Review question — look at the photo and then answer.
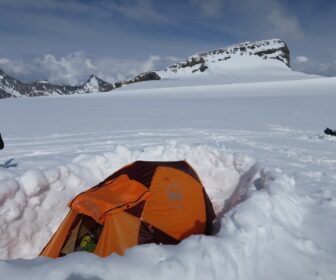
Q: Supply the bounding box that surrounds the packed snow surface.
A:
[0,74,336,280]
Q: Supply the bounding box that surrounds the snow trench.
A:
[0,142,319,280]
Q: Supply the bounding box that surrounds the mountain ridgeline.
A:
[0,70,160,99]
[0,39,289,99]
[162,39,289,75]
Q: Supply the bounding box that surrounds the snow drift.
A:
[0,143,256,260]
[1,142,331,279]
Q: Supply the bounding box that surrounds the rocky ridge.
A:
[162,39,289,75]
[0,70,160,99]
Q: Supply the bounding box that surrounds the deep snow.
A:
[0,70,335,279]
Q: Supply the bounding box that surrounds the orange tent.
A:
[40,161,215,258]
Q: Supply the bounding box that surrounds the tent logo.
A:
[166,182,183,209]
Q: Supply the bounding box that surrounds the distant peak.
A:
[85,75,109,86]
[87,75,98,81]
[161,38,290,76]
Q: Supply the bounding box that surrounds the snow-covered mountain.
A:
[159,38,290,77]
[0,39,296,99]
[0,69,116,99]
[82,75,115,93]
[0,69,161,99]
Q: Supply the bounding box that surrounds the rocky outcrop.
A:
[127,71,161,83]
[114,71,161,88]
[0,88,12,99]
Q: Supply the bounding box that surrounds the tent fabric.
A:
[141,167,206,240]
[40,160,215,258]
[70,174,150,223]
[95,211,141,256]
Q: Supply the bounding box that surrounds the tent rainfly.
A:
[40,161,216,258]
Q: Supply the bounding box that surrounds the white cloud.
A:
[142,55,161,72]
[292,56,336,77]
[0,58,11,64]
[295,56,309,63]
[32,52,96,85]
[0,52,179,85]
[0,57,28,76]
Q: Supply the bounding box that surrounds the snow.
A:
[83,76,100,93]
[0,69,336,279]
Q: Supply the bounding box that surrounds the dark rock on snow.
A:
[324,128,336,136]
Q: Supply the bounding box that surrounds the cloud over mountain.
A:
[292,56,336,77]
[0,52,178,85]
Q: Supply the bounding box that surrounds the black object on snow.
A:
[0,133,4,149]
[324,128,336,136]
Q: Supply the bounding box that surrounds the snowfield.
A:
[0,72,336,279]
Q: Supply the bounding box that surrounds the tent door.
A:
[60,215,103,256]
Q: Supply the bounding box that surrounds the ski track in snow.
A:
[0,126,335,279]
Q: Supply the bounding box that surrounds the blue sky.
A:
[0,0,335,84]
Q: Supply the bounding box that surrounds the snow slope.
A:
[0,75,336,279]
